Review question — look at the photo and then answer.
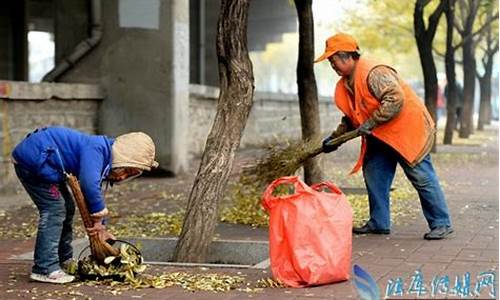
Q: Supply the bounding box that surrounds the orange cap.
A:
[314,33,359,63]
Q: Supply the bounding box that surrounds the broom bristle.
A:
[90,236,120,263]
[241,130,360,188]
[241,138,322,188]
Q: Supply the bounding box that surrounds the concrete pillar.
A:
[0,2,14,79]
[165,0,190,173]
[58,0,189,174]
[12,0,28,81]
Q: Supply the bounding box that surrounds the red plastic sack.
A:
[262,176,353,287]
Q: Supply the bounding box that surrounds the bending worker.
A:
[12,126,158,284]
[316,33,453,240]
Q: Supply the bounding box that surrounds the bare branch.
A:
[427,0,447,39]
[433,45,446,58]
[454,0,467,34]
[453,12,499,50]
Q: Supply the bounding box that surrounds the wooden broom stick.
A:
[65,174,119,264]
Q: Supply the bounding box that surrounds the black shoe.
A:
[424,226,454,240]
[353,224,390,235]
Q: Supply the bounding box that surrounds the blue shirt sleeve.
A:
[78,145,106,214]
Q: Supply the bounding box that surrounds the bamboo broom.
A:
[65,173,119,264]
[241,129,361,188]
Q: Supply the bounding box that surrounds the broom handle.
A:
[65,174,94,229]
[309,129,361,158]
[65,173,120,263]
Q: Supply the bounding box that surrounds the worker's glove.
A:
[356,119,376,136]
[322,136,339,153]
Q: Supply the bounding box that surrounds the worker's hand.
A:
[86,221,106,236]
[356,120,376,136]
[98,229,116,243]
[322,136,339,153]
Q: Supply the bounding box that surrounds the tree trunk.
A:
[414,0,445,152]
[443,0,457,145]
[476,8,497,131]
[173,0,254,263]
[456,0,479,138]
[459,37,476,138]
[294,0,322,185]
[477,55,493,130]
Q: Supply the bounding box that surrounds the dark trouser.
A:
[362,137,452,231]
[14,164,74,275]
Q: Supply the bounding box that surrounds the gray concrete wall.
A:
[188,84,341,156]
[57,0,190,174]
[0,80,103,192]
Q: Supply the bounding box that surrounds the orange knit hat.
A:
[314,33,359,63]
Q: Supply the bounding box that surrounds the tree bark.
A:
[457,0,479,138]
[294,0,323,185]
[443,0,457,145]
[459,37,476,138]
[476,7,498,131]
[414,0,446,151]
[477,53,494,130]
[459,35,476,138]
[173,0,254,263]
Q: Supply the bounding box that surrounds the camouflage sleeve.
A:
[367,66,404,125]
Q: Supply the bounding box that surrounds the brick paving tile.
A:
[420,263,449,274]
[428,255,459,263]
[380,249,414,259]
[470,235,496,244]
[375,257,406,266]
[480,250,499,261]
[473,262,498,270]
[457,249,489,261]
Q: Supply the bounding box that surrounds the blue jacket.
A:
[12,126,114,214]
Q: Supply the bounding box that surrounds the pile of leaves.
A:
[220,181,269,226]
[137,272,245,291]
[77,242,146,282]
[256,277,286,288]
[77,242,248,292]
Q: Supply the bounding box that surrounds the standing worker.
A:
[12,126,158,283]
[316,33,453,240]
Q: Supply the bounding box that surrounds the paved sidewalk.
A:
[0,126,498,299]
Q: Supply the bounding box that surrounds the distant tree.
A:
[443,0,459,145]
[456,0,480,138]
[343,0,423,78]
[455,0,498,137]
[173,0,254,262]
[476,3,499,130]
[414,0,446,151]
[294,0,323,185]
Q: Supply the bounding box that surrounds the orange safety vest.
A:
[334,58,435,174]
